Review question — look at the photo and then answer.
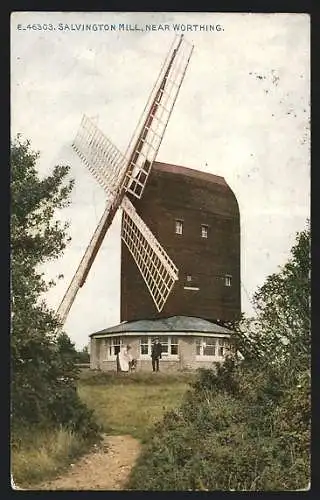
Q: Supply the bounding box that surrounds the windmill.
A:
[57,35,194,326]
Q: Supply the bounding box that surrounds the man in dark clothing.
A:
[151,338,162,372]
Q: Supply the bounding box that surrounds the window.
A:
[217,338,230,357]
[196,337,216,356]
[196,337,230,358]
[184,275,200,291]
[203,338,216,356]
[140,336,149,355]
[201,224,208,238]
[225,275,232,287]
[158,336,168,355]
[158,336,179,356]
[139,336,179,357]
[175,220,183,235]
[104,337,123,359]
[170,337,179,355]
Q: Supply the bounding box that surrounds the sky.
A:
[11,12,310,349]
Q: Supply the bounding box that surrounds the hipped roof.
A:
[90,316,232,337]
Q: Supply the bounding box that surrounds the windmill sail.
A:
[121,197,178,312]
[123,35,194,199]
[56,198,114,325]
[57,120,128,324]
[72,115,127,199]
[57,35,193,325]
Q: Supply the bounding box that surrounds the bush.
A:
[128,362,310,491]
[47,383,101,440]
[190,357,240,396]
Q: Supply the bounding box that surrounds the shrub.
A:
[128,364,310,491]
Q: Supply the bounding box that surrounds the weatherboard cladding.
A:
[121,161,241,323]
[90,315,232,337]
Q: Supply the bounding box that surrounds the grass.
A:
[78,371,193,441]
[11,371,194,488]
[78,369,195,386]
[11,426,90,489]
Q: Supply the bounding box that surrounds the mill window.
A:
[225,275,232,287]
[201,224,208,238]
[175,220,183,235]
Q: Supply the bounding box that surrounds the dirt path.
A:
[36,434,141,491]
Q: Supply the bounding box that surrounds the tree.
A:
[11,136,99,439]
[233,221,310,376]
[75,345,90,364]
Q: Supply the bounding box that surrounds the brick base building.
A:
[90,316,232,372]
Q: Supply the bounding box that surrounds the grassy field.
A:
[78,371,193,441]
[11,371,194,488]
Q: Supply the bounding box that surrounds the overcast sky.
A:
[11,12,310,348]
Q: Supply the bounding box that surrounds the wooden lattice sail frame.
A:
[57,35,194,325]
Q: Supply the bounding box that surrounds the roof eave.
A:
[90,329,232,338]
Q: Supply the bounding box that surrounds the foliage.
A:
[128,223,311,491]
[75,345,90,364]
[233,222,310,372]
[11,136,101,441]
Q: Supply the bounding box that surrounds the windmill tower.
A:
[121,161,241,324]
[57,35,194,326]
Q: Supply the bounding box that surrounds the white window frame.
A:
[139,336,179,359]
[196,337,229,359]
[104,337,123,360]
[201,224,208,238]
[175,219,183,235]
[196,337,217,358]
[186,274,192,282]
[217,338,228,357]
[140,336,149,357]
[225,274,232,287]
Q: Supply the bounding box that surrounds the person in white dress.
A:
[117,344,133,372]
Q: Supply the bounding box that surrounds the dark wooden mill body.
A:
[121,161,241,324]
